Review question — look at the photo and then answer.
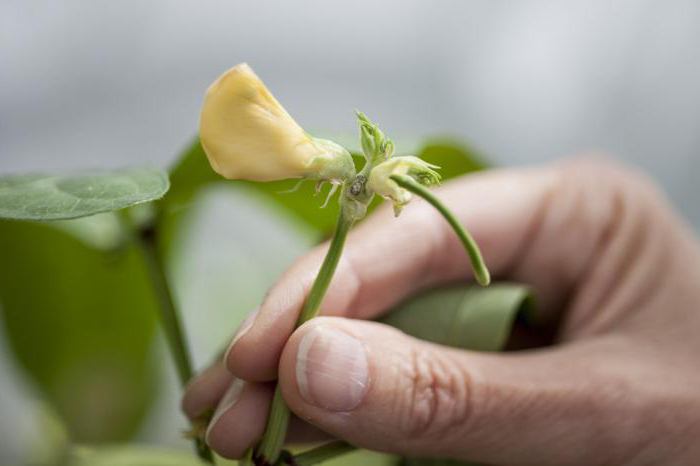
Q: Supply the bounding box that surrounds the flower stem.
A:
[128,215,214,463]
[255,209,354,465]
[390,174,491,286]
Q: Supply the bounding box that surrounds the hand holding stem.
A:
[252,115,490,465]
[193,64,490,465]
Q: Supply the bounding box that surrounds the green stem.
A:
[256,208,354,465]
[128,215,213,463]
[390,174,491,287]
[137,226,194,384]
[290,441,356,466]
[256,389,289,465]
[296,210,354,324]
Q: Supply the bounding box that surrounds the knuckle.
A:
[558,155,662,201]
[393,346,473,440]
[549,156,676,334]
[550,156,665,241]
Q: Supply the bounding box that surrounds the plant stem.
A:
[296,210,354,324]
[130,216,214,463]
[390,174,491,287]
[256,209,354,465]
[137,225,194,384]
[290,441,356,466]
[255,389,289,465]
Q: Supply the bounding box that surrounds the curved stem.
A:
[390,174,491,287]
[256,209,354,465]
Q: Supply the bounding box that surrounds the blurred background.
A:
[1,1,699,463]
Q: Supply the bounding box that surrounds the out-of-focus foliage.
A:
[66,445,208,466]
[0,219,159,442]
[313,448,397,466]
[0,134,502,466]
[379,284,532,466]
[160,137,486,244]
[383,284,533,352]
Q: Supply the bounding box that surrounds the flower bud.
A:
[199,63,355,183]
[356,111,391,162]
[383,139,395,158]
[360,124,375,160]
[367,156,441,216]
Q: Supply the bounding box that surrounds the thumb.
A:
[278,317,646,465]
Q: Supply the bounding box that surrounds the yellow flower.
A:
[367,156,440,216]
[199,63,354,182]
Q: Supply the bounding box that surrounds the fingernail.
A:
[296,325,369,412]
[224,308,259,361]
[206,378,245,443]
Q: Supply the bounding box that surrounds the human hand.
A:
[182,159,700,465]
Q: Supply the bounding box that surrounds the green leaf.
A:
[0,219,159,442]
[67,445,207,466]
[162,137,488,239]
[356,138,488,222]
[417,138,487,179]
[401,459,480,466]
[382,284,533,466]
[25,401,72,466]
[50,212,126,250]
[382,283,533,353]
[162,139,341,235]
[161,140,220,215]
[318,449,397,466]
[0,168,169,221]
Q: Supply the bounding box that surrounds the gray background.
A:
[1,1,699,463]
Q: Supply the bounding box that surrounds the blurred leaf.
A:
[0,168,169,221]
[401,460,479,466]
[0,219,159,442]
[161,139,341,235]
[50,212,126,250]
[25,401,71,466]
[67,445,206,466]
[161,137,488,240]
[161,141,221,214]
[319,449,397,466]
[382,283,533,352]
[416,138,487,178]
[382,284,533,466]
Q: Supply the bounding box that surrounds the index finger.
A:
[227,165,564,381]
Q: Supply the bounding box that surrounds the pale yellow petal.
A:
[199,63,322,181]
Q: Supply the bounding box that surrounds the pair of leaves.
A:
[0,168,170,443]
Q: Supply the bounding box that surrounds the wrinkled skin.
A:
[182,158,700,466]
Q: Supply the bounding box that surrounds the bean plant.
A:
[0,63,534,466]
